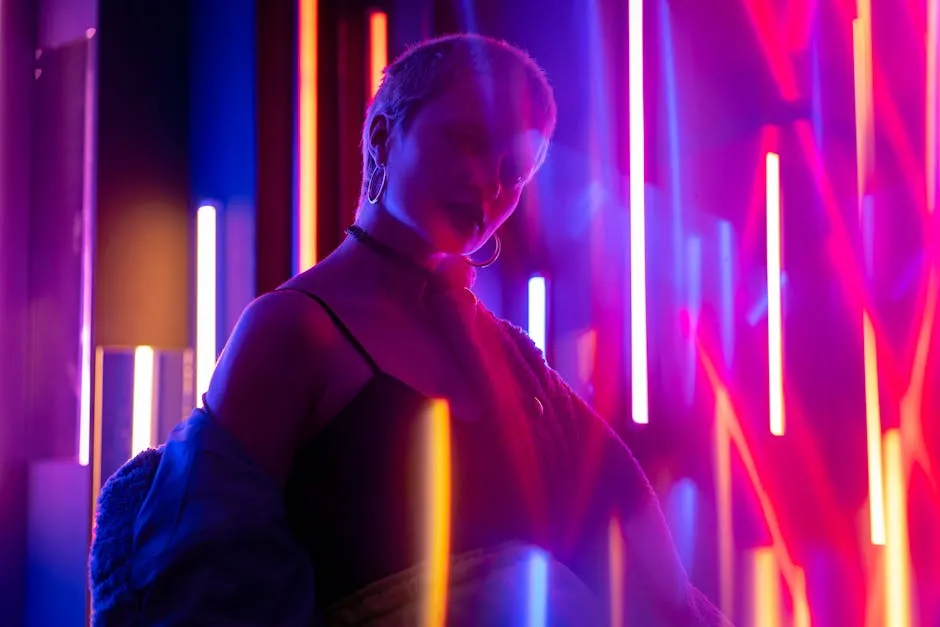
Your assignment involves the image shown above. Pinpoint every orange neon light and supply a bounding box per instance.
[749,548,781,627]
[297,0,318,271]
[608,515,624,627]
[422,399,451,627]
[714,399,734,620]
[704,353,809,621]
[368,11,388,99]
[883,429,911,627]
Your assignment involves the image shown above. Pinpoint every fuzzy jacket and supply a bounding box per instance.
[88,300,730,626]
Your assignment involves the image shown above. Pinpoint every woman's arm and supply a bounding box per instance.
[128,291,343,625]
[204,289,339,484]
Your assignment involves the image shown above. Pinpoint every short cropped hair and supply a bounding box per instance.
[360,33,557,204]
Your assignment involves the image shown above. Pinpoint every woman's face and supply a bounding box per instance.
[371,72,550,256]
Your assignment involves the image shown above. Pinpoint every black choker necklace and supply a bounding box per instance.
[345,224,435,281]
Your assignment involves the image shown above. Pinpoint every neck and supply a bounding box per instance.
[355,203,447,271]
[326,203,469,304]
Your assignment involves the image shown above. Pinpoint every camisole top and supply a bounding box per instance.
[281,288,543,608]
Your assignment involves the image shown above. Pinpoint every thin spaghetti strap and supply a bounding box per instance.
[276,287,382,375]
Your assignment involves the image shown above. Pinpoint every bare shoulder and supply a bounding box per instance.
[204,288,342,484]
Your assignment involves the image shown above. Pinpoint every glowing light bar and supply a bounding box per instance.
[78,27,98,466]
[863,315,885,544]
[527,275,547,355]
[131,346,155,456]
[883,429,911,627]
[608,516,624,627]
[297,0,318,272]
[628,0,649,425]
[715,392,735,619]
[718,222,735,368]
[683,237,702,406]
[423,399,452,627]
[749,548,781,627]
[196,205,217,406]
[527,550,549,627]
[853,16,886,546]
[368,11,388,99]
[766,152,785,436]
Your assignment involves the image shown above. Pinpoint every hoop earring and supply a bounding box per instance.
[464,233,501,268]
[367,164,388,205]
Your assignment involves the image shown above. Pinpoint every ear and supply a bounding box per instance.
[367,114,392,166]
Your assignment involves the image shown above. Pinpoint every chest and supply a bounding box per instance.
[334,298,499,421]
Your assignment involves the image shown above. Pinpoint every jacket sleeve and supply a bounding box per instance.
[130,411,316,626]
[495,317,730,626]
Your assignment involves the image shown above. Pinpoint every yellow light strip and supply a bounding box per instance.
[297,0,319,271]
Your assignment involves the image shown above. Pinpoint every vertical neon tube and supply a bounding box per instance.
[718,221,735,368]
[131,346,156,456]
[368,11,388,100]
[196,204,217,405]
[608,515,624,627]
[749,548,782,627]
[527,275,547,355]
[683,237,702,406]
[766,152,785,436]
[527,550,549,627]
[628,0,649,424]
[78,28,98,466]
[659,0,684,292]
[853,16,886,546]
[423,399,452,627]
[883,429,911,627]
[715,391,735,620]
[297,0,318,272]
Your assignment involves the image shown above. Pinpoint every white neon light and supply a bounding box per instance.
[766,152,784,436]
[78,27,98,466]
[196,204,217,406]
[629,0,649,425]
[527,275,547,355]
[131,346,155,456]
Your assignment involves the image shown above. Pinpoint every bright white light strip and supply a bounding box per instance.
[131,346,155,456]
[196,205,217,406]
[527,549,549,627]
[527,275,547,355]
[78,28,98,466]
[629,0,649,425]
[766,152,785,436]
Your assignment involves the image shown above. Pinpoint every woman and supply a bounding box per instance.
[90,34,730,626]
